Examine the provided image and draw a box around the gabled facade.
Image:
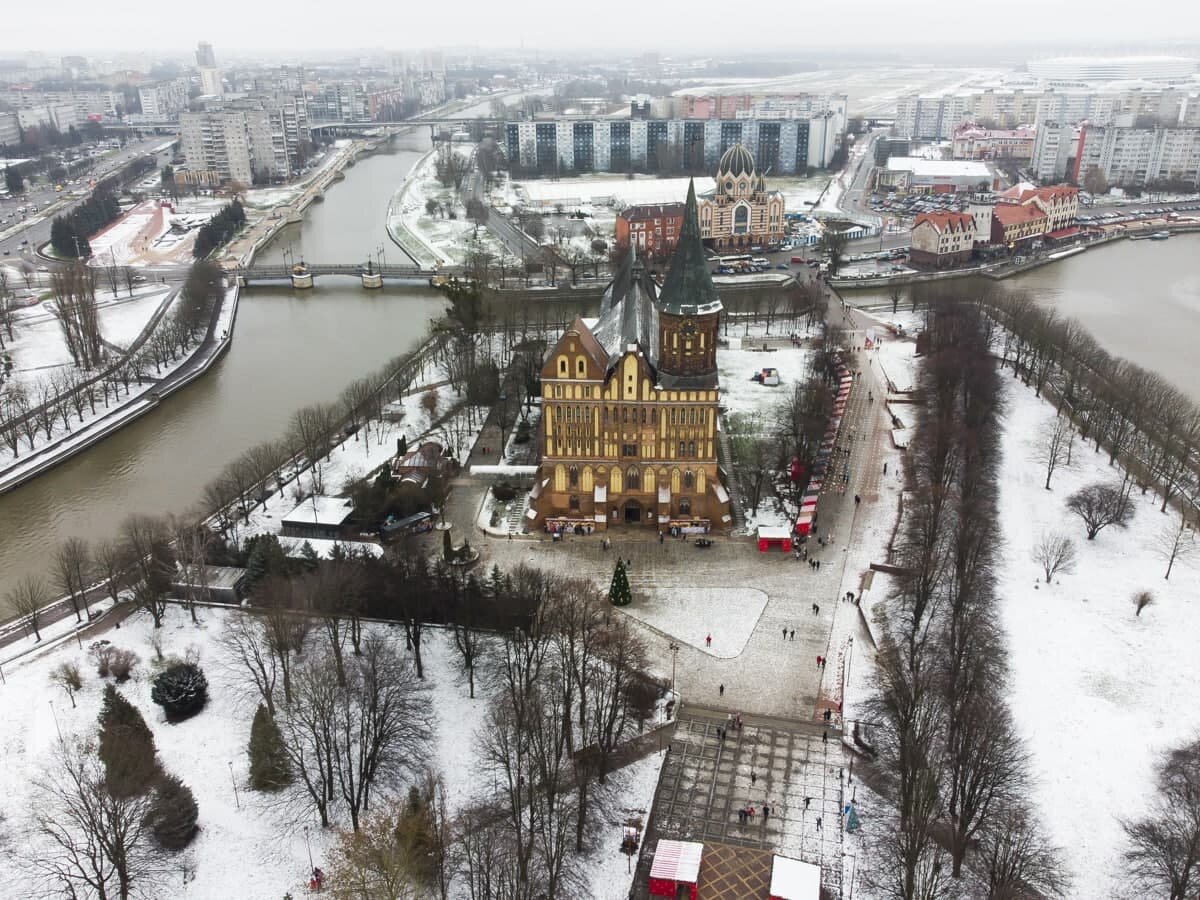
[991,202,1048,246]
[532,182,731,533]
[615,202,685,259]
[909,211,978,269]
[996,182,1079,231]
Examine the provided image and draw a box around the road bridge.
[235,261,464,289]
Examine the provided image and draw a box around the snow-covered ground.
[96,286,172,348]
[994,376,1200,896]
[0,607,662,899]
[777,175,833,211]
[515,175,715,209]
[620,586,768,659]
[718,344,812,418]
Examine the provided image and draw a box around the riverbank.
[0,283,240,497]
[830,220,1200,290]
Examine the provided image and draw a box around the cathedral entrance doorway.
[623,500,643,524]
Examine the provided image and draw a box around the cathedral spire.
[657,178,721,316]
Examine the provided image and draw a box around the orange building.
[531,181,731,533]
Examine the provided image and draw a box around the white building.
[179,98,308,185]
[0,112,18,147]
[199,67,223,98]
[1028,56,1199,85]
[879,157,996,194]
[1072,124,1200,189]
[1030,122,1078,183]
[16,104,76,131]
[138,79,189,120]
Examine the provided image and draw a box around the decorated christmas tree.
[608,558,632,607]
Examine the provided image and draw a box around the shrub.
[90,641,114,677]
[147,774,199,850]
[151,662,209,723]
[514,420,533,444]
[98,684,159,797]
[248,703,293,792]
[50,661,83,708]
[109,648,139,683]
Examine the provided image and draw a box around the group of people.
[738,800,777,824]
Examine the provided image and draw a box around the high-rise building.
[196,42,216,68]
[1071,124,1200,189]
[199,67,223,98]
[137,78,189,120]
[179,97,309,185]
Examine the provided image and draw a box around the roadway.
[1,136,177,271]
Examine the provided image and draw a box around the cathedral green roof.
[657,179,722,318]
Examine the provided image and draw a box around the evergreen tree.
[248,703,293,792]
[488,564,505,599]
[4,166,23,194]
[442,528,453,562]
[397,433,408,456]
[608,558,632,607]
[97,684,160,797]
[299,540,320,573]
[151,662,209,722]
[146,774,199,850]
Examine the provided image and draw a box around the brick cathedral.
[531,180,731,533]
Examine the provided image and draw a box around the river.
[841,233,1200,402]
[0,127,447,606]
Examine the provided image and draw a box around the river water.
[0,127,446,605]
[842,233,1200,402]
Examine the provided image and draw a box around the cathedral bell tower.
[655,179,723,383]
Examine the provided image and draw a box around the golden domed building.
[697,143,786,251]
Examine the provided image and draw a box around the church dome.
[717,143,756,177]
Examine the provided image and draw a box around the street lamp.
[668,642,680,694]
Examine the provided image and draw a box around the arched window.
[679,497,692,515]
[603,407,608,424]
[683,470,695,490]
[688,441,696,457]
[622,407,629,423]
[576,356,586,377]
[644,467,656,494]
[568,465,579,488]
[640,407,646,424]
[651,408,657,425]
[558,356,568,376]
[697,469,707,494]
[610,467,623,494]
[554,465,566,492]
[582,466,594,492]
[627,467,641,490]
[671,468,681,494]
[734,204,750,235]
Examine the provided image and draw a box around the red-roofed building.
[910,211,978,269]
[616,202,685,259]
[991,201,1048,247]
[996,181,1079,231]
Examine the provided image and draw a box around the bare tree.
[1035,415,1074,491]
[50,661,84,709]
[93,538,128,607]
[1123,736,1200,900]
[220,611,279,717]
[981,802,1070,899]
[1132,589,1155,617]
[281,650,339,827]
[1066,481,1135,540]
[119,514,175,627]
[1155,512,1198,580]
[1032,531,1077,584]
[8,574,49,642]
[28,738,161,900]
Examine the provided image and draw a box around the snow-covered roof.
[469,465,539,476]
[770,855,821,899]
[757,525,791,540]
[885,157,992,179]
[280,495,354,527]
[276,537,383,560]
[650,840,703,883]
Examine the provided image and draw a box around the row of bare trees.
[50,265,105,370]
[867,297,1068,897]
[987,288,1200,519]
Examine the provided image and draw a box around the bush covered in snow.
[151,662,209,723]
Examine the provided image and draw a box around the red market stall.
[757,525,793,553]
[769,854,821,900]
[648,839,704,899]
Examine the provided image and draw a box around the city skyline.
[2,0,1199,54]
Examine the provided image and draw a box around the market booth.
[757,525,793,553]
[648,839,703,900]
[769,854,821,900]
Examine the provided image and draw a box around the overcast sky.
[3,0,1198,56]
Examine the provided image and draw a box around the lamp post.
[668,641,679,694]
[303,824,314,871]
[228,761,240,809]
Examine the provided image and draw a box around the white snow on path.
[996,376,1200,896]
[620,585,768,658]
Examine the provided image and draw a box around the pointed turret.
[657,179,721,317]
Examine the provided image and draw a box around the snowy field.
[0,607,662,899]
[994,376,1200,896]
[718,344,813,418]
[776,175,833,210]
[619,586,768,659]
[516,175,715,209]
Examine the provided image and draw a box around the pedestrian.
[763,804,770,821]
[816,655,822,668]
[883,462,888,474]
[816,816,823,831]
[783,627,788,640]
[804,796,811,809]
[822,730,828,744]
[659,531,664,544]
[739,808,746,824]
[816,560,821,571]
[821,657,826,669]
[706,634,712,647]
[824,708,832,722]
[751,771,757,786]
[854,494,861,505]
[736,713,743,730]
[815,603,820,615]
[790,629,795,641]
[719,683,725,697]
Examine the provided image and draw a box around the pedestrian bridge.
[235,262,465,289]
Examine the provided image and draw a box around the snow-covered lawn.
[996,376,1200,896]
[96,286,172,348]
[776,175,833,210]
[515,175,715,209]
[718,344,812,417]
[619,586,768,659]
[0,604,663,900]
